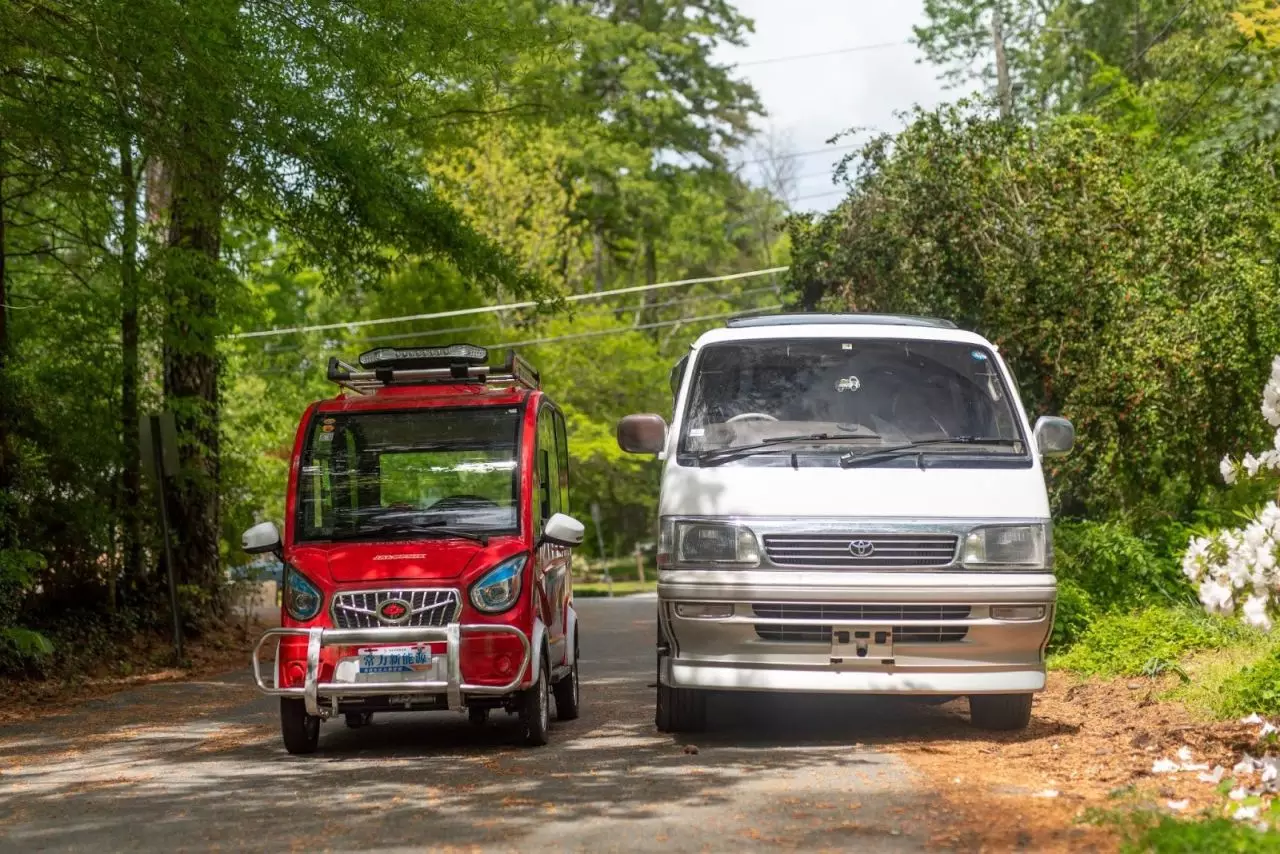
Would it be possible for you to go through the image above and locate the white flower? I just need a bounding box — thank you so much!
[1152,758,1179,774]
[1199,766,1226,784]
[1244,453,1264,478]
[1222,455,1238,484]
[1200,579,1235,615]
[1234,805,1260,821]
[1230,786,1250,800]
[1166,799,1189,811]
[1243,595,1273,630]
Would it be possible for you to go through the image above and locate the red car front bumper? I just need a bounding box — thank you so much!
[252,624,533,717]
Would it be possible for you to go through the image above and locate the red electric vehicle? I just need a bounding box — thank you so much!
[244,344,585,754]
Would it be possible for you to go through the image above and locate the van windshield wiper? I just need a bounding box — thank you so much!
[326,521,489,546]
[695,432,880,467]
[839,437,1022,469]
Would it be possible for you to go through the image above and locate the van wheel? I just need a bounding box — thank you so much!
[518,657,551,746]
[969,693,1033,731]
[344,712,372,729]
[553,632,581,721]
[280,698,320,754]
[655,651,705,733]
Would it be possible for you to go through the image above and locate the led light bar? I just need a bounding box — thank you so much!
[357,344,488,368]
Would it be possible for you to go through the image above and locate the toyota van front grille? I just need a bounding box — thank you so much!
[751,603,971,644]
[763,533,958,568]
[332,588,460,629]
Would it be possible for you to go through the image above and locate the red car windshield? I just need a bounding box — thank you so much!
[295,406,522,542]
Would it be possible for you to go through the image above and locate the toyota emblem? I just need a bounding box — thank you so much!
[378,599,411,624]
[849,540,876,558]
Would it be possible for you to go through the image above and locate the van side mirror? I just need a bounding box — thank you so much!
[617,414,667,454]
[1033,416,1074,458]
[541,513,585,548]
[242,521,282,555]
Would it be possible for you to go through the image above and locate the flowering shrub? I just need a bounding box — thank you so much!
[1183,357,1280,629]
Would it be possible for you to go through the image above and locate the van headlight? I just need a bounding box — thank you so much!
[469,555,526,613]
[283,564,323,621]
[962,524,1048,569]
[665,521,760,567]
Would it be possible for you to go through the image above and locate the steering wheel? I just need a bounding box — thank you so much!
[429,494,501,511]
[726,412,778,424]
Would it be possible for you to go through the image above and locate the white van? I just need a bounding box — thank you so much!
[617,314,1074,732]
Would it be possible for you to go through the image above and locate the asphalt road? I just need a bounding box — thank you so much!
[0,596,944,853]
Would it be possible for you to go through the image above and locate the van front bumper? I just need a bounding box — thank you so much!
[251,624,531,717]
[658,569,1055,696]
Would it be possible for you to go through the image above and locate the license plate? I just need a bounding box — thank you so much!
[356,645,433,676]
[831,626,894,662]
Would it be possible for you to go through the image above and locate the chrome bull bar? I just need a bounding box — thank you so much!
[251,624,532,717]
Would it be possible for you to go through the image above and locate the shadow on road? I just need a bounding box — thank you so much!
[0,598,1071,851]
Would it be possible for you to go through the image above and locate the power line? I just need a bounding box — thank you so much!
[737,143,860,167]
[735,41,908,67]
[247,305,785,376]
[791,188,847,204]
[225,265,790,341]
[323,285,782,348]
[472,305,784,351]
[1166,40,1248,134]
[1078,0,1195,111]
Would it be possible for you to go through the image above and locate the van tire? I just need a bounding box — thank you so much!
[969,693,1033,731]
[553,631,581,721]
[518,657,551,746]
[280,698,320,754]
[655,651,706,733]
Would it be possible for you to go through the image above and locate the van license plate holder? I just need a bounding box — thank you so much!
[831,626,893,663]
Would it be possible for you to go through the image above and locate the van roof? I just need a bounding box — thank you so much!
[726,312,958,330]
[691,312,995,350]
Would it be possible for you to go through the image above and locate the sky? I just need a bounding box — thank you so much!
[712,0,957,212]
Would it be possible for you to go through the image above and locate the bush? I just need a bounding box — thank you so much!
[1055,520,1192,612]
[1051,578,1097,649]
[1216,645,1280,719]
[1116,814,1280,854]
[1052,606,1253,678]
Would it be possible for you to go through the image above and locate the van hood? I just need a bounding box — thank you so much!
[315,537,514,584]
[658,462,1050,520]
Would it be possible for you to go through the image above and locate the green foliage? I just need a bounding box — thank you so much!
[1052,606,1254,677]
[1216,644,1280,718]
[788,106,1280,523]
[1109,811,1280,854]
[1055,520,1192,613]
[1051,578,1097,649]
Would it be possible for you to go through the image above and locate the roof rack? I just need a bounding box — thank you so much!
[326,344,540,395]
[725,312,958,330]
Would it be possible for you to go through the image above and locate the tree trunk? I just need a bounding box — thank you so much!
[636,239,656,328]
[162,135,226,608]
[991,7,1013,119]
[0,143,14,552]
[118,138,142,604]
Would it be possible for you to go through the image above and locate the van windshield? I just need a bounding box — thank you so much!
[295,406,521,542]
[678,338,1025,462]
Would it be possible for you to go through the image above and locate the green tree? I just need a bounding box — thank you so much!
[788,104,1280,521]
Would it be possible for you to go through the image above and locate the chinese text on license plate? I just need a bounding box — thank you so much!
[357,644,433,678]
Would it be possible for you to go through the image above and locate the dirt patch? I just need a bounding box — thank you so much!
[892,672,1261,851]
[0,616,274,726]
